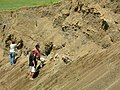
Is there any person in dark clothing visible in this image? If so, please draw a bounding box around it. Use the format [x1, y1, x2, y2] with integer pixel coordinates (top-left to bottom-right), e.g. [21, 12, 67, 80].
[101, 19, 109, 31]
[28, 51, 36, 80]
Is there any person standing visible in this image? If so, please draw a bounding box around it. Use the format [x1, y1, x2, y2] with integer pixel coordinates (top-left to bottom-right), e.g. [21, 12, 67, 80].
[32, 44, 41, 68]
[9, 40, 17, 65]
[9, 40, 21, 65]
[28, 51, 36, 80]
[32, 44, 40, 60]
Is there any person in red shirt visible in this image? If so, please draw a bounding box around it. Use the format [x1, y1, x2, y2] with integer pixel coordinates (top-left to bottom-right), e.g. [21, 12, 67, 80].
[32, 44, 40, 60]
[32, 44, 41, 69]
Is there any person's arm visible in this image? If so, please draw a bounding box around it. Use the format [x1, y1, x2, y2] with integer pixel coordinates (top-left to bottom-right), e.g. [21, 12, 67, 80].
[32, 55, 36, 66]
[16, 42, 21, 47]
[32, 60, 35, 67]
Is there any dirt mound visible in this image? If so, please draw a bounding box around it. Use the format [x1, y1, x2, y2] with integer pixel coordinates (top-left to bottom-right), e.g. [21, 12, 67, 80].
[0, 0, 120, 90]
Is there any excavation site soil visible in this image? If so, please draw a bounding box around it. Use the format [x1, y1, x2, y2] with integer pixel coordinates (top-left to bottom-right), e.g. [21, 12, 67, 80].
[0, 0, 120, 90]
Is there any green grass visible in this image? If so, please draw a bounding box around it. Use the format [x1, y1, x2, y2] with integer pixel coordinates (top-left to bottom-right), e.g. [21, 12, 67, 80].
[0, 0, 60, 10]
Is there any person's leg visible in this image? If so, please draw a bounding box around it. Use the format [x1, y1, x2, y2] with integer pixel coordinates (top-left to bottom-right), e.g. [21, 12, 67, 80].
[10, 52, 12, 65]
[28, 72, 34, 80]
[28, 66, 33, 80]
[27, 66, 31, 78]
[31, 72, 34, 78]
[10, 52, 15, 65]
[28, 72, 31, 78]
[29, 66, 35, 80]
[12, 52, 15, 64]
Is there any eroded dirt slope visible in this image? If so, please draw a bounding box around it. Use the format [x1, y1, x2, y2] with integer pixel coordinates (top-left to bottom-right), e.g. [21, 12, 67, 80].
[0, 0, 120, 90]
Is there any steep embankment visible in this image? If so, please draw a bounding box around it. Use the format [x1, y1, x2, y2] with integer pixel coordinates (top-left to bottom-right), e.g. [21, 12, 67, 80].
[0, 0, 120, 90]
[39, 42, 120, 90]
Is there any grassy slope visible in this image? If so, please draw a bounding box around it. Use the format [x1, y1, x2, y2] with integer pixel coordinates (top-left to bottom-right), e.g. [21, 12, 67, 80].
[0, 0, 60, 10]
